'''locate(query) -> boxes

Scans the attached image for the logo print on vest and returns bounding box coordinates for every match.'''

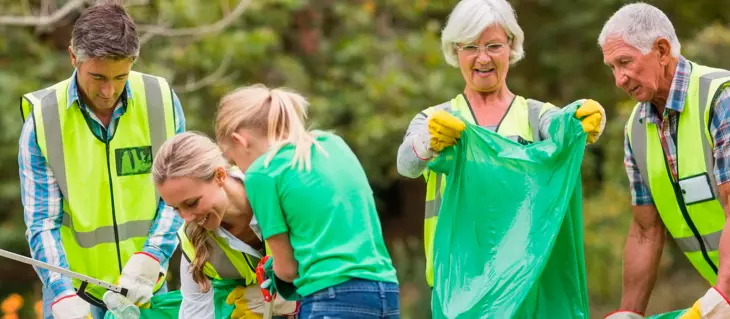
[115,146,153,176]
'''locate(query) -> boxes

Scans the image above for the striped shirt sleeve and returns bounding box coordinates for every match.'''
[142,90,186,269]
[18,114,76,300]
[710,87,730,185]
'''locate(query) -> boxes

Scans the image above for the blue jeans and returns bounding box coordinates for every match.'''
[42,282,168,319]
[297,279,400,319]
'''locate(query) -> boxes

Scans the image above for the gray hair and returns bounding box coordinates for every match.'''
[598,2,681,57]
[70,2,140,64]
[441,0,525,67]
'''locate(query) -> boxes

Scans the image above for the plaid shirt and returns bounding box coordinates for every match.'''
[624,56,730,205]
[18,70,186,300]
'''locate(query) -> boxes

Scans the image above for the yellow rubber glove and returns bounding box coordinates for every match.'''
[678,287,730,319]
[574,99,606,144]
[427,110,466,152]
[226,286,264,319]
[678,300,702,319]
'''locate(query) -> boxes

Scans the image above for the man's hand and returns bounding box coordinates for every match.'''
[575,99,606,144]
[678,287,730,319]
[51,294,91,319]
[604,311,644,319]
[427,110,466,152]
[118,252,161,305]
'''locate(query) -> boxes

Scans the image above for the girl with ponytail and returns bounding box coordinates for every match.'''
[215,84,400,318]
[152,131,298,318]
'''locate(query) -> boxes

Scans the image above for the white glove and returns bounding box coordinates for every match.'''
[51,294,91,319]
[412,132,435,159]
[679,287,730,319]
[604,310,644,319]
[118,252,161,305]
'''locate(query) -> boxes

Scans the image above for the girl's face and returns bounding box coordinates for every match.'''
[157,168,229,231]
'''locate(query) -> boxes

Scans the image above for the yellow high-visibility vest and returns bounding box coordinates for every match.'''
[20,71,176,305]
[626,61,730,286]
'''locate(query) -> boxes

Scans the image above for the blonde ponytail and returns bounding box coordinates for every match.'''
[215,84,326,171]
[185,222,213,293]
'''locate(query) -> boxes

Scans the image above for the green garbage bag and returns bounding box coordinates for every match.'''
[103,279,240,319]
[429,102,589,318]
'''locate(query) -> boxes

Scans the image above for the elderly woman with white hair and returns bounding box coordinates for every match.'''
[396,0,606,290]
[597,3,730,319]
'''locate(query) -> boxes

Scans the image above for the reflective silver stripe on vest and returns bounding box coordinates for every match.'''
[62,214,152,248]
[425,174,443,218]
[40,93,70,200]
[184,226,243,279]
[698,71,730,206]
[675,230,723,253]
[629,71,730,253]
[41,76,168,247]
[526,99,545,142]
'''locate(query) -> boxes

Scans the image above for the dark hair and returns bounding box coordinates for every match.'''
[70,1,139,63]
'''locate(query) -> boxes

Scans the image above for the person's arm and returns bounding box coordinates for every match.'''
[397,111,432,178]
[142,90,186,268]
[266,233,298,283]
[178,257,214,319]
[245,172,298,282]
[537,106,560,140]
[617,126,664,315]
[619,204,665,314]
[18,115,76,301]
[710,87,730,297]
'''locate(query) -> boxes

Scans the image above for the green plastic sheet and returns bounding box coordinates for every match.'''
[103,279,239,319]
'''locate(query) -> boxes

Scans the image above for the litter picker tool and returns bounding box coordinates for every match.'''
[0,248,141,319]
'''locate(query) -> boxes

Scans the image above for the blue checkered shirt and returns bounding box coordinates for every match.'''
[624,56,730,206]
[18,70,186,300]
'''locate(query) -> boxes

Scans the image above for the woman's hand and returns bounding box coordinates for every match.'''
[427,110,467,152]
[575,99,606,144]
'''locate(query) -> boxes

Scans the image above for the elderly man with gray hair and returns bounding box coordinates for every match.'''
[599,2,730,319]
[396,0,606,291]
[18,2,185,319]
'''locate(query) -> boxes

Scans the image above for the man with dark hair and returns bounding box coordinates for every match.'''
[18,2,185,318]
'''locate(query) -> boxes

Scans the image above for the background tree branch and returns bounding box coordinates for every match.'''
[0,0,86,27]
[136,0,250,37]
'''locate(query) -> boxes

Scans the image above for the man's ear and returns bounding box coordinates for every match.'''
[654,38,672,66]
[68,46,77,67]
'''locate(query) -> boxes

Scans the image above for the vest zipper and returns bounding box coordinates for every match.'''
[105,141,124,273]
[660,132,718,273]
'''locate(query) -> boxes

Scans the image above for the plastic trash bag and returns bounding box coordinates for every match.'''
[429,102,589,318]
[103,279,239,319]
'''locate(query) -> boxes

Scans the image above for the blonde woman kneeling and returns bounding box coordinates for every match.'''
[152,132,298,319]
[215,84,400,318]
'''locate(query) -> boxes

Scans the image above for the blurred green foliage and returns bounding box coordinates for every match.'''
[1,0,730,318]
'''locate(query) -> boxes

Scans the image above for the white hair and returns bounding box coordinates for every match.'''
[598,2,680,57]
[441,0,525,67]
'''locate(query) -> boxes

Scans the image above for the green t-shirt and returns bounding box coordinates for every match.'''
[245,130,398,297]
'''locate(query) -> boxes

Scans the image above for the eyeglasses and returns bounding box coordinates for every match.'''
[455,43,509,56]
